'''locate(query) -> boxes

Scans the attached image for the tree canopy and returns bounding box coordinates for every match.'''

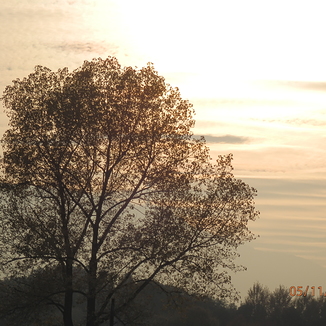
[0,57,259,326]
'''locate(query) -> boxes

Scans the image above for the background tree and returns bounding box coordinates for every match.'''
[0,57,259,326]
[0,267,66,326]
[242,282,270,323]
[268,285,293,325]
[294,294,326,326]
[235,283,326,326]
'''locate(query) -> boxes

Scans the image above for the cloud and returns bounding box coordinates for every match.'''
[287,81,326,92]
[260,80,326,92]
[251,117,326,127]
[51,41,118,55]
[254,247,320,254]
[192,97,294,108]
[194,134,249,144]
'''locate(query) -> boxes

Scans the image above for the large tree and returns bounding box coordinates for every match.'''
[0,57,259,326]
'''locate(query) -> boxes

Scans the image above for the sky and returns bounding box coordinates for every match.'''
[1,0,326,301]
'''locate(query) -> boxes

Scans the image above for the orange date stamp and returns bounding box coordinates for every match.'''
[289,286,325,297]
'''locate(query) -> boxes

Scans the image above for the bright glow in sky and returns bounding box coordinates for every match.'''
[1,0,326,300]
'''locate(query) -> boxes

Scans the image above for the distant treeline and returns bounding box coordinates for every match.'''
[152,281,326,326]
[156,281,326,326]
[231,282,326,326]
[1,275,326,326]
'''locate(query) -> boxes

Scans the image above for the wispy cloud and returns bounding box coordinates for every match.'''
[261,80,326,92]
[192,97,295,108]
[251,117,326,127]
[52,41,117,55]
[254,247,319,254]
[258,239,326,248]
[194,134,249,144]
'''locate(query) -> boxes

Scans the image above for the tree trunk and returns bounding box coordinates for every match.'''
[110,298,115,326]
[87,256,98,326]
[63,258,74,326]
[87,226,99,326]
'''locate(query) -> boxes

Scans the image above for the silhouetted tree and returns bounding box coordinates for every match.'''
[269,285,293,325]
[0,57,259,326]
[243,282,270,323]
[235,283,326,326]
[294,294,326,326]
[0,267,65,325]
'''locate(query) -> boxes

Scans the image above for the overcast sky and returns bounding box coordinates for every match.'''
[1,0,326,300]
